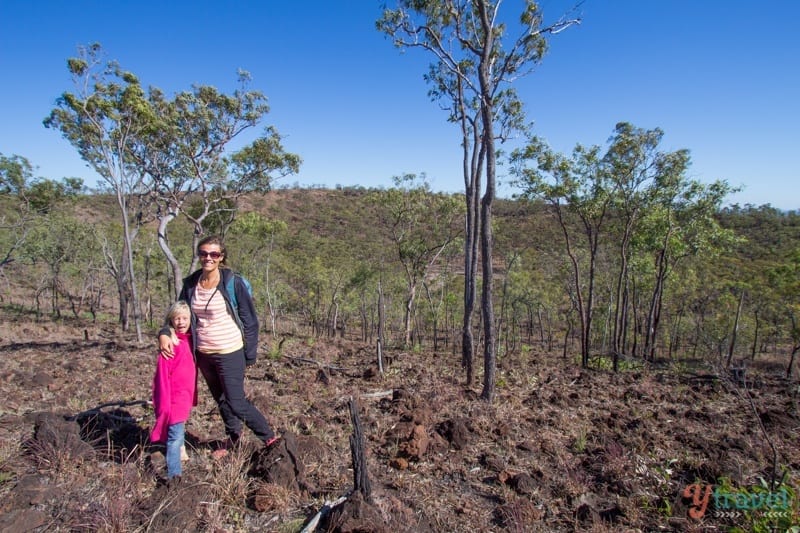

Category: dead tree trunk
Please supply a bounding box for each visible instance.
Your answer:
[377,279,385,379]
[349,398,371,501]
[726,289,745,368]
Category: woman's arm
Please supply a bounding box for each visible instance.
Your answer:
[158,330,176,359]
[159,280,192,359]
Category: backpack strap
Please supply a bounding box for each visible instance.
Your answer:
[225,272,239,315]
[224,270,253,321]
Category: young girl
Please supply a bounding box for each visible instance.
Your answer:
[151,301,197,480]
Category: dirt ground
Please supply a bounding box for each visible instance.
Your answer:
[0,310,798,532]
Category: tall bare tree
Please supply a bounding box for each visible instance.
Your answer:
[379,0,579,401]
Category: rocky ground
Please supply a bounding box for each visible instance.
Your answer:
[0,309,798,532]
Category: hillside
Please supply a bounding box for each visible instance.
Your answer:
[0,308,797,532]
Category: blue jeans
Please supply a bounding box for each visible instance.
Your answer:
[166,422,185,478]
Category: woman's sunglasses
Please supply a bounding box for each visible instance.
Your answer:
[198,251,222,259]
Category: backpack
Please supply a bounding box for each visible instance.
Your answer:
[223,270,257,365]
[225,271,253,319]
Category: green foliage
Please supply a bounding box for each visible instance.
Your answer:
[0,153,82,214]
[20,211,100,316]
[267,339,284,361]
[4,155,800,374]
[0,153,33,195]
[590,354,643,372]
[571,427,588,453]
[511,122,742,365]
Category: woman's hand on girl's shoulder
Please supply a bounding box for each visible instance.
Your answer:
[158,334,175,359]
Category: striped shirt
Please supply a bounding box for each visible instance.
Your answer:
[192,285,244,354]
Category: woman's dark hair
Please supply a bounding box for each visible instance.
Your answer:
[197,235,228,266]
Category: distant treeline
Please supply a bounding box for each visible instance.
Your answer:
[2,179,798,377]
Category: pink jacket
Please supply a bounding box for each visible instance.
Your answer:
[150,332,197,443]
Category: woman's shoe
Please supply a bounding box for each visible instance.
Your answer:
[211,435,240,460]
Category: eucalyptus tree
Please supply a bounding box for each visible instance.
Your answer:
[421,234,460,353]
[493,213,533,356]
[0,154,32,196]
[135,75,301,298]
[178,83,299,267]
[717,205,800,360]
[44,43,157,341]
[372,174,463,348]
[637,178,736,360]
[21,212,95,317]
[378,0,579,401]
[0,154,84,274]
[0,154,37,273]
[514,124,735,367]
[602,123,680,358]
[600,123,733,365]
[764,249,800,377]
[229,212,288,335]
[513,137,611,368]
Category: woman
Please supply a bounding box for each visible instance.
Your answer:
[159,235,277,454]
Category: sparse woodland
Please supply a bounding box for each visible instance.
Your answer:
[0,181,799,532]
[3,181,800,380]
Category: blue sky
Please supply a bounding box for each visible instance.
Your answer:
[1,1,798,209]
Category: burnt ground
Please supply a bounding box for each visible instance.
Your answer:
[0,310,798,532]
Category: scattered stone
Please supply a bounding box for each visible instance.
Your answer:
[248,431,312,495]
[389,457,408,470]
[480,453,506,472]
[509,472,537,496]
[321,491,389,533]
[8,474,56,507]
[516,440,536,452]
[0,508,48,532]
[32,372,53,387]
[149,450,166,473]
[494,499,543,528]
[397,424,428,461]
[31,412,94,462]
[436,418,470,450]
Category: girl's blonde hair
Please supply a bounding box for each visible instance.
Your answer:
[164,300,191,344]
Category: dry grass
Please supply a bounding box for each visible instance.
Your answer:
[210,444,254,508]
[24,434,91,479]
[85,462,148,532]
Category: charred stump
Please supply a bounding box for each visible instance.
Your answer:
[349,397,371,501]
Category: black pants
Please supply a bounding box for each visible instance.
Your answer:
[196,348,274,442]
